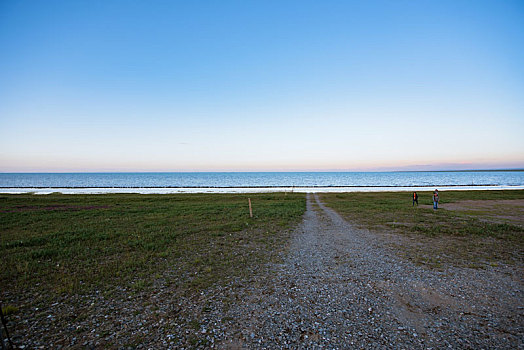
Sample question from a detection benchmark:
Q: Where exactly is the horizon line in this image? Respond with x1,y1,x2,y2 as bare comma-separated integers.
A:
1,168,524,174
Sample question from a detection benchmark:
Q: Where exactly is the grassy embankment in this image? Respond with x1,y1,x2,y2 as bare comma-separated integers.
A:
1,193,306,300
320,190,524,268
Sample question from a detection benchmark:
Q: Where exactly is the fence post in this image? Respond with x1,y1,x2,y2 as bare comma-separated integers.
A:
248,198,253,218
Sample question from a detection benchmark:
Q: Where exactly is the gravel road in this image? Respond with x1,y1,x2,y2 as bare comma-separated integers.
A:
10,193,523,348
203,193,523,349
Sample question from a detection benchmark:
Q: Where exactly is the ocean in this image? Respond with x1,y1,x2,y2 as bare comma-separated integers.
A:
1,171,523,194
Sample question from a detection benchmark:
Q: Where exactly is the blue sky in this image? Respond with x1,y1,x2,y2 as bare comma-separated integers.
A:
1,0,523,172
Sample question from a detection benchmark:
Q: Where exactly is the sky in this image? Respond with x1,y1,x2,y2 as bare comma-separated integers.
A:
1,0,523,172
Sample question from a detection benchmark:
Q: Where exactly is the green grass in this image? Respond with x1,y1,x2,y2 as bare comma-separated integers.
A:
320,190,524,238
1,193,306,297
1,304,18,316
320,190,524,268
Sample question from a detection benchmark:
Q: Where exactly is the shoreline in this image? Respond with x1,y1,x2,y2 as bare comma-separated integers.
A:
2,185,524,194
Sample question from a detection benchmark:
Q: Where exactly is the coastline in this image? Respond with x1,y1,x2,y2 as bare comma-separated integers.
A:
2,184,524,194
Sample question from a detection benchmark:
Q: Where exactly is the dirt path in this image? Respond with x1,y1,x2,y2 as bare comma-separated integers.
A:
11,194,522,348
207,193,522,348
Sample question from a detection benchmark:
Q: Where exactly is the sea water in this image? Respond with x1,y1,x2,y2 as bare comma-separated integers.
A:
0,171,523,194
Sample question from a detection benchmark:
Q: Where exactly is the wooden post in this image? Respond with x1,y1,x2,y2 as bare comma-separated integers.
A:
0,301,13,350
248,198,253,218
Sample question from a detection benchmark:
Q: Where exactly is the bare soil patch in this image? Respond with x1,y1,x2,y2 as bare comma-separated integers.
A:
378,229,521,270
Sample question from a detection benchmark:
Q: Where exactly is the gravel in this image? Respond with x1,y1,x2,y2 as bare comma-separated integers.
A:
5,193,523,348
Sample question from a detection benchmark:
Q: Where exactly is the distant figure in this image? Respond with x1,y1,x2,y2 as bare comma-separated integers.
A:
433,189,439,209
413,192,418,206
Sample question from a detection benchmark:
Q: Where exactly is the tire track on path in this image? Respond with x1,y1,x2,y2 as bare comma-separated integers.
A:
212,193,522,349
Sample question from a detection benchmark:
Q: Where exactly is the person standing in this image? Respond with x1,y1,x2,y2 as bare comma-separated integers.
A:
413,192,418,206
433,189,439,209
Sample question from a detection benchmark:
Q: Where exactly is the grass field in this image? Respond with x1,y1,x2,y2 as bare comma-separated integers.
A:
1,193,306,300
320,190,524,268
1,190,523,347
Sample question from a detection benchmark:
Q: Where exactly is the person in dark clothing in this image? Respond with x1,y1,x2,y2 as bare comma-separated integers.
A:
413,192,418,206
433,189,439,209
